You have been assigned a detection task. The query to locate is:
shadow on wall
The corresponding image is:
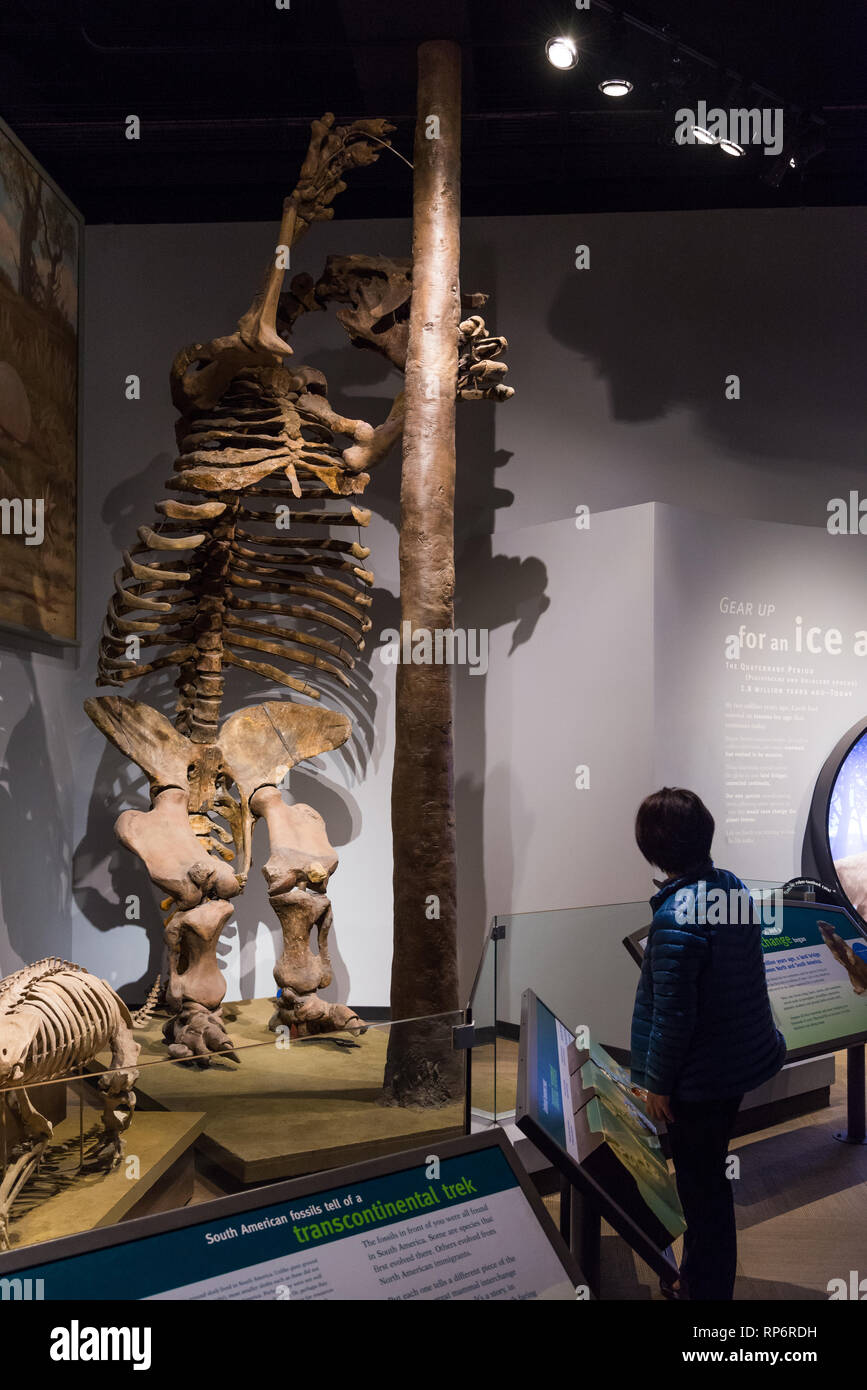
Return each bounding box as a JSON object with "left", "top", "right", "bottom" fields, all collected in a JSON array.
[
  {"left": 0, "top": 661, "right": 71, "bottom": 963},
  {"left": 72, "top": 739, "right": 159, "bottom": 1006},
  {"left": 453, "top": 252, "right": 551, "bottom": 997},
  {"left": 548, "top": 211, "right": 864, "bottom": 470},
  {"left": 100, "top": 450, "right": 177, "bottom": 554},
  {"left": 454, "top": 532, "right": 551, "bottom": 997}
]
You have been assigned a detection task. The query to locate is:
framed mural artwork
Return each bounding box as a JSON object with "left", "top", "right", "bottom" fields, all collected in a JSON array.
[{"left": 0, "top": 115, "right": 80, "bottom": 642}]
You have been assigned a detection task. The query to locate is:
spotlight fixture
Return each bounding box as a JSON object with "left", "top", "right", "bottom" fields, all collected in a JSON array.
[
  {"left": 546, "top": 36, "right": 578, "bottom": 70},
  {"left": 761, "top": 122, "right": 825, "bottom": 187},
  {"left": 599, "top": 78, "right": 633, "bottom": 97},
  {"left": 763, "top": 151, "right": 793, "bottom": 188},
  {"left": 692, "top": 126, "right": 717, "bottom": 145},
  {"left": 719, "top": 138, "right": 745, "bottom": 157}
]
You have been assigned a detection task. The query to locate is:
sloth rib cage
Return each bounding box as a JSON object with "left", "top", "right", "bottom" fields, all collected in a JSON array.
[{"left": 97, "top": 364, "right": 375, "bottom": 745}]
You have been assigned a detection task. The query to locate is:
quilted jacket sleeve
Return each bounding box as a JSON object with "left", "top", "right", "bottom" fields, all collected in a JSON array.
[{"left": 643, "top": 924, "right": 709, "bottom": 1095}]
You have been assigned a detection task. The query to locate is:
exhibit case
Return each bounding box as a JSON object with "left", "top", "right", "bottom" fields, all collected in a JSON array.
[
  {"left": 469, "top": 881, "right": 838, "bottom": 1130},
  {"left": 469, "top": 901, "right": 649, "bottom": 1126},
  {"left": 0, "top": 1000, "right": 469, "bottom": 1258},
  {"left": 0, "top": 70, "right": 512, "bottom": 1269}
]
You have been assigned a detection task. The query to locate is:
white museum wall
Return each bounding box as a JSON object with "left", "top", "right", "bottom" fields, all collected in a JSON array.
[
  {"left": 653, "top": 504, "right": 867, "bottom": 883},
  {"left": 467, "top": 504, "right": 657, "bottom": 1045},
  {"left": 472, "top": 505, "right": 657, "bottom": 911},
  {"left": 486, "top": 503, "right": 867, "bottom": 1044},
  {"left": 0, "top": 204, "right": 863, "bottom": 1009},
  {"left": 456, "top": 205, "right": 866, "bottom": 995}
]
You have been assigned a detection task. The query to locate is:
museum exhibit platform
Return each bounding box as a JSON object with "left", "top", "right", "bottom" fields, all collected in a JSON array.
[
  {"left": 96, "top": 999, "right": 465, "bottom": 1186},
  {"left": 3, "top": 1083, "right": 205, "bottom": 1253}
]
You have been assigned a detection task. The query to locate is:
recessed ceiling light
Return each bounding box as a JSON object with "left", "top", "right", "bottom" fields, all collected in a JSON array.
[
  {"left": 719, "top": 138, "right": 745, "bottom": 157},
  {"left": 692, "top": 126, "right": 717, "bottom": 145},
  {"left": 546, "top": 36, "right": 578, "bottom": 70},
  {"left": 789, "top": 155, "right": 798, "bottom": 168},
  {"left": 599, "top": 79, "right": 633, "bottom": 97}
]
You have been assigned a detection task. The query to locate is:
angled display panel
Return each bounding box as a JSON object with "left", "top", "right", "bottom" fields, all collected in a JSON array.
[
  {"left": 761, "top": 901, "right": 867, "bottom": 1060},
  {"left": 516, "top": 989, "right": 683, "bottom": 1281},
  {"left": 0, "top": 1130, "right": 582, "bottom": 1302},
  {"left": 623, "top": 899, "right": 867, "bottom": 1062}
]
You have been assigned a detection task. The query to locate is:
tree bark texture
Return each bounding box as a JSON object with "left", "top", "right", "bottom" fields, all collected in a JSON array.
[{"left": 383, "top": 40, "right": 464, "bottom": 1107}]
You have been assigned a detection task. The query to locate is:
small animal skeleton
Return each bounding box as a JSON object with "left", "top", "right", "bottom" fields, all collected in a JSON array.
[
  {"left": 85, "top": 114, "right": 512, "bottom": 1063},
  {"left": 0, "top": 958, "right": 140, "bottom": 1249}
]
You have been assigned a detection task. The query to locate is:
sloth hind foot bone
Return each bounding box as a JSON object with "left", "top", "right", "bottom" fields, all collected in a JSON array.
[
  {"left": 269, "top": 993, "right": 367, "bottom": 1039},
  {"left": 163, "top": 1003, "right": 240, "bottom": 1066}
]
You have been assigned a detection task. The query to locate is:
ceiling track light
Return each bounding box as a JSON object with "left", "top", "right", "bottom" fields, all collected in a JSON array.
[
  {"left": 761, "top": 120, "right": 825, "bottom": 187},
  {"left": 546, "top": 36, "right": 579, "bottom": 70},
  {"left": 599, "top": 78, "right": 633, "bottom": 97},
  {"left": 598, "top": 9, "right": 633, "bottom": 98}
]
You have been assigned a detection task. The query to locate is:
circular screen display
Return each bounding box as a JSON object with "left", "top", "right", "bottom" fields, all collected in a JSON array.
[{"left": 827, "top": 727, "right": 867, "bottom": 925}]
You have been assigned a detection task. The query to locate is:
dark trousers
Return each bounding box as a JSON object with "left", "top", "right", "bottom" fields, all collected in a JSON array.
[{"left": 667, "top": 1093, "right": 743, "bottom": 1300}]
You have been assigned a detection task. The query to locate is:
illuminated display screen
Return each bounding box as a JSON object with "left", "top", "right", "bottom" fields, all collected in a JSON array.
[{"left": 828, "top": 728, "right": 867, "bottom": 923}]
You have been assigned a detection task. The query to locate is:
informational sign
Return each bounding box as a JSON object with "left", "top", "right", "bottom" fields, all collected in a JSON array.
[
  {"left": 531, "top": 992, "right": 580, "bottom": 1161},
  {"left": 575, "top": 1097, "right": 685, "bottom": 1246},
  {"left": 576, "top": 1045, "right": 686, "bottom": 1246},
  {"left": 582, "top": 1044, "right": 656, "bottom": 1135},
  {"left": 622, "top": 898, "right": 867, "bottom": 1062},
  {"left": 761, "top": 901, "right": 867, "bottom": 1058},
  {"left": 516, "top": 990, "right": 682, "bottom": 1280},
  {"left": 651, "top": 510, "right": 867, "bottom": 885},
  {"left": 0, "top": 1132, "right": 580, "bottom": 1302}
]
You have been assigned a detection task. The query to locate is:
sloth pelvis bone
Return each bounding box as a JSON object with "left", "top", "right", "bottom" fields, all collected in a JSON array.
[{"left": 86, "top": 693, "right": 356, "bottom": 1060}]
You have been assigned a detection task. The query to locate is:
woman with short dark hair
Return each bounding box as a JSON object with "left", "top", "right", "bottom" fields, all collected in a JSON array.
[{"left": 630, "top": 787, "right": 786, "bottom": 1300}]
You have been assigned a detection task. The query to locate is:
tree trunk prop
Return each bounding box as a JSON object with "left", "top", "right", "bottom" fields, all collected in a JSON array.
[{"left": 383, "top": 40, "right": 464, "bottom": 1107}]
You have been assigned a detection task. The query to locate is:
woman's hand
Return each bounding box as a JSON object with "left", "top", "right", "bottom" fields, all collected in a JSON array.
[{"left": 645, "top": 1091, "right": 673, "bottom": 1123}]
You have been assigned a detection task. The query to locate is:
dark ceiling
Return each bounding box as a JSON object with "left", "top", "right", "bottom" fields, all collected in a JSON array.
[{"left": 0, "top": 0, "right": 864, "bottom": 223}]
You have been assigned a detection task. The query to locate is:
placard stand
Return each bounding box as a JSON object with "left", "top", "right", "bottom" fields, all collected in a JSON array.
[
  {"left": 559, "top": 1174, "right": 602, "bottom": 1296},
  {"left": 834, "top": 1043, "right": 867, "bottom": 1145},
  {"left": 0, "top": 1129, "right": 585, "bottom": 1302}
]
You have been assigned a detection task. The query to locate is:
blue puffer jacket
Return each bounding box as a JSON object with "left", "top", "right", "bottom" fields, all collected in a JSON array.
[{"left": 630, "top": 864, "right": 786, "bottom": 1101}]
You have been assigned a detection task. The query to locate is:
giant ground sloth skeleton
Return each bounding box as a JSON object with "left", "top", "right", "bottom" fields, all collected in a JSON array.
[{"left": 85, "top": 114, "right": 512, "bottom": 1063}]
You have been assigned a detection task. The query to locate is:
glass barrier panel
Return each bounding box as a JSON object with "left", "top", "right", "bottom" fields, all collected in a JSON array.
[
  {"left": 0, "top": 1006, "right": 467, "bottom": 1258},
  {"left": 465, "top": 922, "right": 497, "bottom": 1126},
  {"left": 492, "top": 902, "right": 652, "bottom": 1122},
  {"left": 485, "top": 881, "right": 787, "bottom": 1124}
]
